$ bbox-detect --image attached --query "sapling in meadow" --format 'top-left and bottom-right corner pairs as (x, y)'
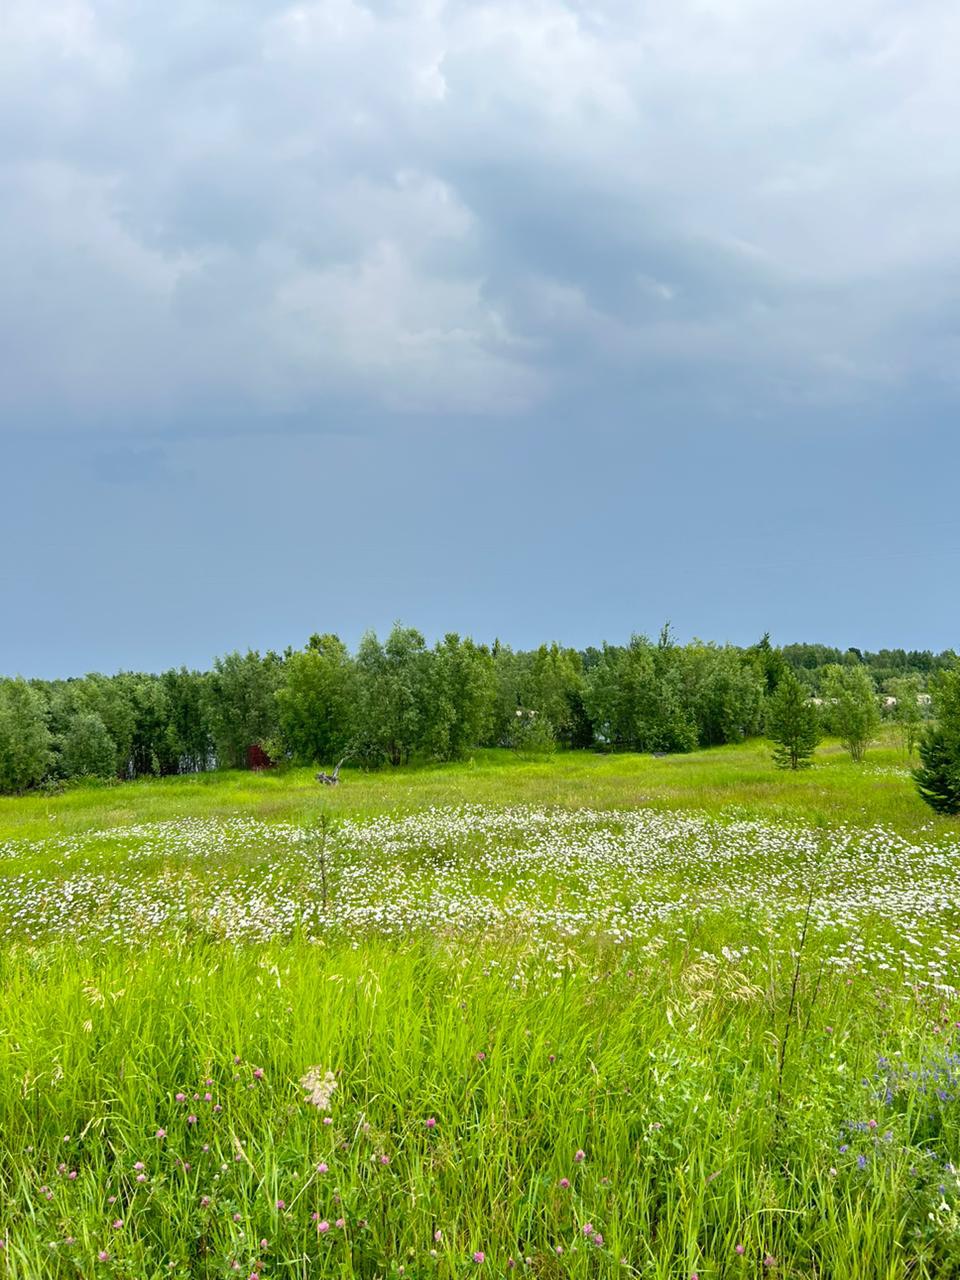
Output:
(765, 669), (820, 769)
(822, 663), (881, 762)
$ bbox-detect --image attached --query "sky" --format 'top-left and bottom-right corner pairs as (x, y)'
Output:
(2, 0), (959, 678)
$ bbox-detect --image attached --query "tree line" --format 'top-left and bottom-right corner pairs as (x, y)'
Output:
(0, 628), (956, 807)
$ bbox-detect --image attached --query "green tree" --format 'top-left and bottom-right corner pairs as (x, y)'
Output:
(204, 651), (284, 770)
(75, 674), (137, 777)
(126, 675), (175, 776)
(583, 633), (697, 753)
(745, 632), (789, 696)
(61, 712), (117, 779)
(821, 663), (880, 763)
(520, 644), (590, 748)
(424, 635), (497, 761)
(276, 635), (354, 765)
(914, 665), (960, 815)
(681, 644), (764, 746)
(352, 625), (429, 766)
(765, 670), (821, 770)
(0, 678), (52, 793)
(886, 674), (924, 757)
(161, 668), (212, 773)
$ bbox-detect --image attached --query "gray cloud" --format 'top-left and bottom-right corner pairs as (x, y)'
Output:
(2, 0), (959, 431)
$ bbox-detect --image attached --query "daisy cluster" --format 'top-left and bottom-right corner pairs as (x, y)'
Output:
(0, 807), (958, 987)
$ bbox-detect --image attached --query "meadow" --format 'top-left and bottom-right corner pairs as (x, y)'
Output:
(1, 738), (960, 1279)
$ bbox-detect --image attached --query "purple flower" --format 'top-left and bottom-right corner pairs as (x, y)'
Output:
(473, 1251), (485, 1264)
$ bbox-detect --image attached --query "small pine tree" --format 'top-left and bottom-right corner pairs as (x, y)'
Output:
(765, 670), (821, 770)
(914, 665), (960, 815)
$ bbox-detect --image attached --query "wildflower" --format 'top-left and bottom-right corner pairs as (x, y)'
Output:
(317, 1220), (330, 1233)
(276, 1199), (286, 1210)
(155, 1129), (166, 1139)
(735, 1244), (746, 1255)
(435, 1230), (443, 1242)
(68, 1170), (77, 1180)
(857, 1154), (868, 1170)
(426, 1116), (437, 1129)
(201, 1197), (211, 1208)
(379, 1154), (390, 1165)
(134, 1162), (145, 1171)
(253, 1068), (264, 1080)
(112, 1219), (123, 1230)
(187, 1115), (198, 1125)
(175, 1092), (186, 1103)
(558, 1177), (570, 1189)
(763, 1256), (776, 1268)
(476, 1051), (486, 1061)
(300, 1067), (337, 1110)
(582, 1224), (594, 1237)
(260, 1239), (268, 1249)
(233, 1213), (242, 1222)
(335, 1218), (345, 1228)
(317, 1162), (328, 1173)
(473, 1251), (485, 1263)
(98, 1250), (110, 1262)
(574, 1149), (585, 1163)
(136, 1174), (147, 1183)
(593, 1233), (604, 1246)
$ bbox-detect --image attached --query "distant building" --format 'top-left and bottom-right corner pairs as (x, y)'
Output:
(247, 743), (273, 771)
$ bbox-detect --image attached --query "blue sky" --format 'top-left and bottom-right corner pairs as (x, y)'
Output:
(2, 0), (958, 677)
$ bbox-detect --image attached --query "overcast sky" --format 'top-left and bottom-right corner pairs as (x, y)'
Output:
(2, 0), (958, 676)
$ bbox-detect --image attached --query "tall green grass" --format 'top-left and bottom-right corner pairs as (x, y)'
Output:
(1, 931), (957, 1279)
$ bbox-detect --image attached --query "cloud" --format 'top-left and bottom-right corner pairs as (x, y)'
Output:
(2, 0), (959, 432)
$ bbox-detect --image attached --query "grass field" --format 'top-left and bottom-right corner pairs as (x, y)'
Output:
(2, 737), (960, 1278)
